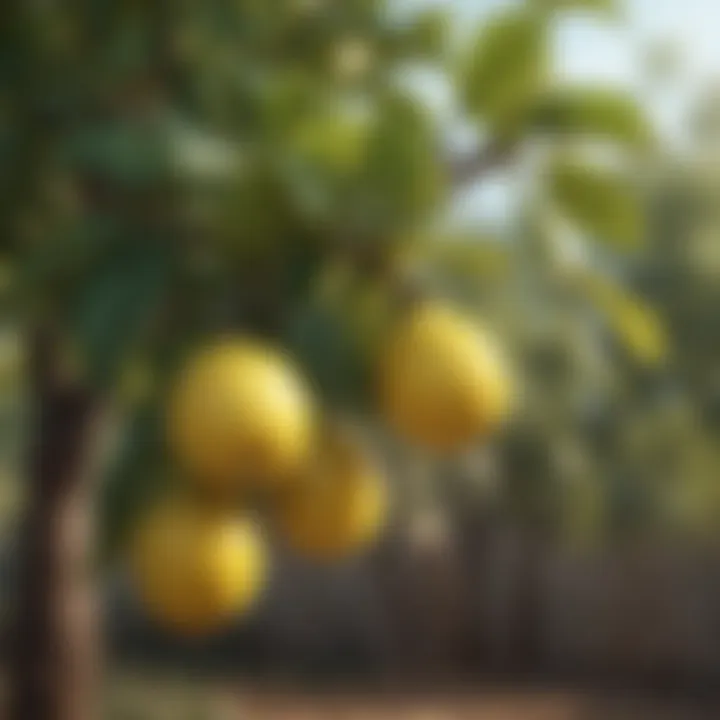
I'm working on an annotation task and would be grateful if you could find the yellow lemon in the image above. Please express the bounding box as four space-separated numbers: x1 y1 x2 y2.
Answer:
166 339 316 492
379 301 512 451
275 428 388 562
127 497 267 636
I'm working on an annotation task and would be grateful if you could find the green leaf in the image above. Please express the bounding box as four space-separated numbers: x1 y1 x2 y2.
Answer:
550 159 645 249
360 93 443 226
64 117 244 189
403 235 511 283
99 405 169 562
390 8 450 60
63 120 170 189
459 9 548 136
16 214 125 314
532 87 653 148
283 296 371 409
68 242 173 388
580 271 669 367
290 103 372 177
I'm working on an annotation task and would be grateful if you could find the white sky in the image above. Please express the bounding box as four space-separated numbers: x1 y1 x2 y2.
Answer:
394 0 720 226
397 0 720 133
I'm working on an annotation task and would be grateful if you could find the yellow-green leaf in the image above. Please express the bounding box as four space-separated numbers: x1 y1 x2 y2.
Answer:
532 87 653 148
362 93 443 222
459 9 548 137
551 160 645 249
581 272 669 366
391 8 450 60
290 104 371 176
402 235 511 282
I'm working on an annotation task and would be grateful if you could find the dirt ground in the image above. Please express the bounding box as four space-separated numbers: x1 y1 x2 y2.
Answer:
102 676 720 720
4 669 719 718
240 691 720 720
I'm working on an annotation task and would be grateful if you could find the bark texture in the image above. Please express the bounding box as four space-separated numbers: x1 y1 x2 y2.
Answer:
8 331 104 720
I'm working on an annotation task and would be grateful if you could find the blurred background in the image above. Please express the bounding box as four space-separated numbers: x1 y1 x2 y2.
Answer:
2 0 720 717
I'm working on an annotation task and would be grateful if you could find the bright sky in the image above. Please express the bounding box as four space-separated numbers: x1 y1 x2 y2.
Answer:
394 0 720 225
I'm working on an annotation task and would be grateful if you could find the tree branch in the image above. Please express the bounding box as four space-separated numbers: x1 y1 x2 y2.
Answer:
449 140 519 189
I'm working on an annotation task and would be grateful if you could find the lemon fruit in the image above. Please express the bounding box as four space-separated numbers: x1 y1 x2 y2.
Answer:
127 497 267 636
275 429 388 562
166 340 316 492
379 301 512 451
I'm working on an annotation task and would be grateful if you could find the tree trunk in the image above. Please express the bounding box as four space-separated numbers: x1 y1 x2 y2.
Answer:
8 331 105 720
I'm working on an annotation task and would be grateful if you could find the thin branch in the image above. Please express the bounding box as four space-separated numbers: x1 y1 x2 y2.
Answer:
449 139 519 188
330 140 521 302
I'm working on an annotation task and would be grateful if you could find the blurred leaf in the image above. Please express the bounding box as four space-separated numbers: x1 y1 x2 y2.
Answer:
256 68 321 136
532 87 653 148
283 295 371 409
361 92 443 226
550 159 645 249
341 277 397 362
64 117 244 189
99 405 169 561
459 9 548 137
404 235 511 283
290 102 372 177
389 8 450 60
68 242 173 388
16 213 125 314
63 120 169 189
216 161 306 257
581 271 669 367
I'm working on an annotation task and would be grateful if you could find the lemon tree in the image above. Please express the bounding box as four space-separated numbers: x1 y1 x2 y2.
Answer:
1 0 659 717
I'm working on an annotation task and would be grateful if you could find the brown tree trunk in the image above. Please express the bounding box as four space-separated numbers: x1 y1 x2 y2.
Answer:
8 331 105 720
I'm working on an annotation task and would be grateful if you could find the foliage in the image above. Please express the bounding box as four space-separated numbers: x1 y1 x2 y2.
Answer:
549 158 645 250
532 87 653 148
458 7 548 139
1 0 687 557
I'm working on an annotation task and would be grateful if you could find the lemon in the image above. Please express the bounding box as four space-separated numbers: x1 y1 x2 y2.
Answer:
275 428 388 562
166 339 316 492
127 497 267 636
379 301 512 451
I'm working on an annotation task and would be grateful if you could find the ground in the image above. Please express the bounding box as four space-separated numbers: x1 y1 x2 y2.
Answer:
102 675 720 720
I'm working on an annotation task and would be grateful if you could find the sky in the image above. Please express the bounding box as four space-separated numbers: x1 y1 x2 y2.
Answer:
400 0 720 138
394 0 720 226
